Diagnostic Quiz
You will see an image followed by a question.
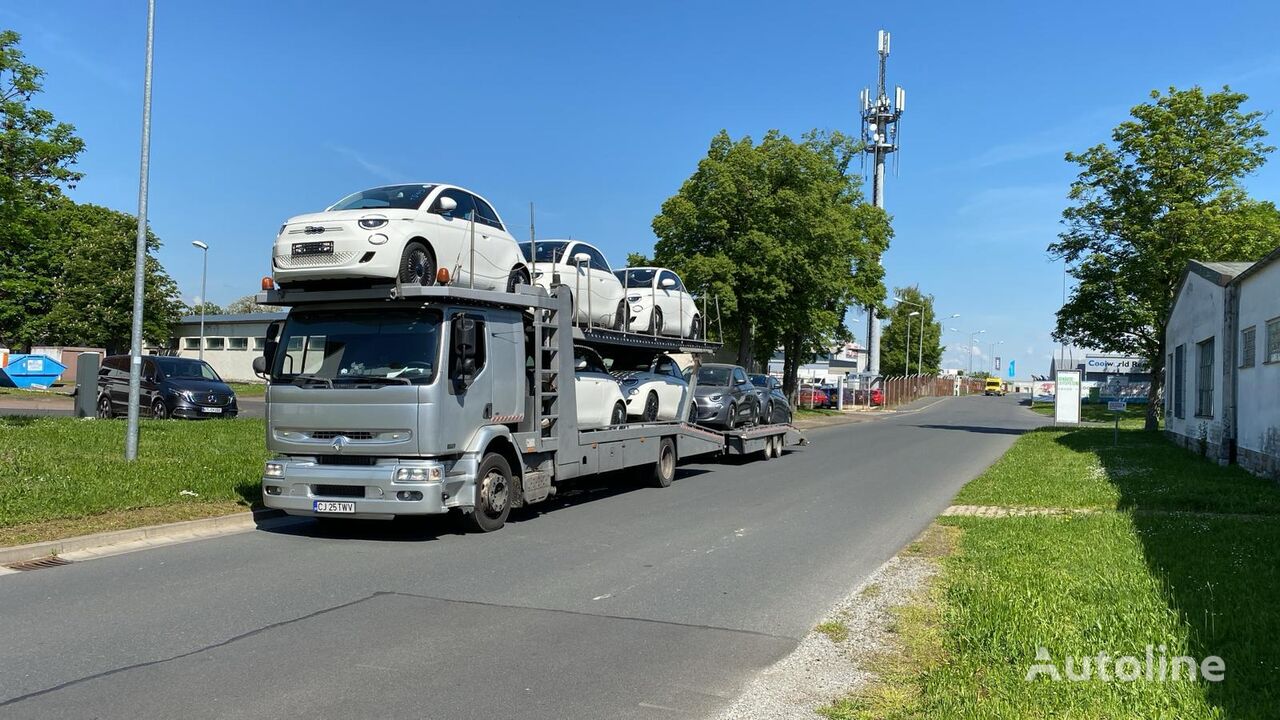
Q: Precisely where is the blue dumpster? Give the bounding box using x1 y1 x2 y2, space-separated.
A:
0 353 67 389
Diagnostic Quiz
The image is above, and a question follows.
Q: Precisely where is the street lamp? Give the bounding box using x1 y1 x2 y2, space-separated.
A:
905 311 920 374
967 330 986 376
192 240 209 362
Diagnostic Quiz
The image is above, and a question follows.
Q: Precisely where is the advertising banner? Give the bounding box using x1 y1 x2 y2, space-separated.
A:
1033 381 1055 403
1055 370 1082 425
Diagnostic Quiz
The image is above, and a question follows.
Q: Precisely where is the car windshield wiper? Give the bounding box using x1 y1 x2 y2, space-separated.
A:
336 375 413 386
292 374 334 388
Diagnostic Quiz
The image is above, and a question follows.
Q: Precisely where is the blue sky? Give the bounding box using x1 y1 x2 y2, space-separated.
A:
7 1 1280 377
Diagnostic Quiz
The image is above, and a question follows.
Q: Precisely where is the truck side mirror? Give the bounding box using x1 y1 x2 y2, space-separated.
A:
259 321 281 378
451 315 478 389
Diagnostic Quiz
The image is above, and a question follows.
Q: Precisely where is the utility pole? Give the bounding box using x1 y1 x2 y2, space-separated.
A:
860 29 905 377
125 0 156 461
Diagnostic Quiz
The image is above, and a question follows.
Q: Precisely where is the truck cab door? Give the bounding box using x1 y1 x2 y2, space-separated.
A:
439 312 492 454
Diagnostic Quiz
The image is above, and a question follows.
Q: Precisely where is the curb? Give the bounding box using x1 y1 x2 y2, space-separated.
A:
0 508 302 566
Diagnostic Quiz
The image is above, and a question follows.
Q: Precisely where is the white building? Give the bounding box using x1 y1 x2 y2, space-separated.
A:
1165 251 1280 477
172 312 285 382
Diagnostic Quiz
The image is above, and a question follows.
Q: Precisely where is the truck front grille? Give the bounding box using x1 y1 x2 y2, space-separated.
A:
310 431 376 440
312 484 364 497
316 455 376 466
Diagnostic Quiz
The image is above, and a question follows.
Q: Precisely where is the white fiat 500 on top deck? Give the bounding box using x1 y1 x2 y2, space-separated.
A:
614 267 703 338
523 240 628 329
272 184 530 291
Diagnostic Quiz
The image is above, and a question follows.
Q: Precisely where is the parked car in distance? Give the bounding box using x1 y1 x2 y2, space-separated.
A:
573 345 627 429
525 240 628 329
853 387 884 406
613 267 704 339
693 363 760 428
748 373 792 424
613 353 689 421
272 183 529 292
97 355 238 420
797 385 828 408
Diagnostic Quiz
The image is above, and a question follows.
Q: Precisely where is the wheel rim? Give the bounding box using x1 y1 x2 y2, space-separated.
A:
97 397 111 419
653 308 663 333
728 405 736 428
659 444 674 479
152 400 167 419
480 469 509 517
613 403 625 425
616 301 627 330
644 393 658 421
765 402 773 424
691 317 702 339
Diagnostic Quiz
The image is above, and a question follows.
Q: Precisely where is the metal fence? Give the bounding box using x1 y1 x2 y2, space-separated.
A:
879 374 985 409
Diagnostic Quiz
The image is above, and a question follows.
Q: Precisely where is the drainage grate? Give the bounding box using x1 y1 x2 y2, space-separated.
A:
5 556 73 572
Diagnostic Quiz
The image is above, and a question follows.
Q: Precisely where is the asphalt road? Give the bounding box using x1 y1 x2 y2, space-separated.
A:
0 395 1043 720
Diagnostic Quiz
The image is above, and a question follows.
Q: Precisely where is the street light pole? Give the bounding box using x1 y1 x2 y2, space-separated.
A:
904 313 912 375
124 0 156 462
192 241 208 362
967 330 986 377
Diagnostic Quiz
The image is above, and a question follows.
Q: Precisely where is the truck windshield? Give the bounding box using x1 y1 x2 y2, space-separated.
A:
272 309 442 385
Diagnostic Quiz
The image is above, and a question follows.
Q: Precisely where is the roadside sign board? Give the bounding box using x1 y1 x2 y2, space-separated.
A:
1054 370 1082 425
1107 400 1127 412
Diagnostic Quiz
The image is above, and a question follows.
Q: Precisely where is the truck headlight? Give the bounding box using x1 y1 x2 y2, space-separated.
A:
395 466 443 482
264 462 284 478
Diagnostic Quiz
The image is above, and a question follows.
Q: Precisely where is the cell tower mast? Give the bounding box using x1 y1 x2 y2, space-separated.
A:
859 29 904 376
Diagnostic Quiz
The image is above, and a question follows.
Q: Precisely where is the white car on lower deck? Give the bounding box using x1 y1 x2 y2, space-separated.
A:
612 353 689 421
272 183 529 292
573 345 627 429
523 240 628 329
614 267 703 338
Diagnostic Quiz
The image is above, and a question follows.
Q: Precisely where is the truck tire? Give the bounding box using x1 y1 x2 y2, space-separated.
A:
649 437 676 488
467 453 513 533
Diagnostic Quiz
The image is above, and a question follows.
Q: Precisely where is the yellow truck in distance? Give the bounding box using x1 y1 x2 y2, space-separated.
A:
984 377 1005 396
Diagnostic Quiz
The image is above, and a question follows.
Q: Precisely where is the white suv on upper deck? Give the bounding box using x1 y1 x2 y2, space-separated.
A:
272 183 529 291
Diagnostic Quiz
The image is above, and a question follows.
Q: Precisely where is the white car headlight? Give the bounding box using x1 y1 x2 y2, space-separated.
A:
631 304 643 313
359 217 388 230
628 387 639 396
627 295 641 302
368 233 388 245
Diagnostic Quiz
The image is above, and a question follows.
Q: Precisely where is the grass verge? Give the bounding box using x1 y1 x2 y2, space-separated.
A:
824 422 1280 718
226 382 267 396
0 416 266 546
795 407 843 417
1029 400 1149 423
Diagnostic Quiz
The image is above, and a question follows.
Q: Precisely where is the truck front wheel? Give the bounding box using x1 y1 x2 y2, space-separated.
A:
467 453 513 532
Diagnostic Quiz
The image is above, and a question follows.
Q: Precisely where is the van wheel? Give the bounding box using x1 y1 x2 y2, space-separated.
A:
97 395 114 419
649 437 676 488
467 453 512 532
399 241 436 286
610 402 627 426
151 398 169 419
642 392 659 422
507 266 530 293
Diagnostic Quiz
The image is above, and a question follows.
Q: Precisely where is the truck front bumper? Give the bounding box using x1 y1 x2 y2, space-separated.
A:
261 458 450 520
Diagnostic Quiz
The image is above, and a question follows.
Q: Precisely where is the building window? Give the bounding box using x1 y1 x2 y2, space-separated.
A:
1268 317 1280 364
1195 337 1214 418
205 337 225 351
253 337 265 351
1173 344 1185 420
183 337 200 351
1241 326 1256 368
1165 352 1174 415
228 337 248 351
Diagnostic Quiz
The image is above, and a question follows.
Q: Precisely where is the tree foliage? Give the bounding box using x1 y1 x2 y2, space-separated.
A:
1050 86 1280 429
652 129 890 393
225 295 281 314
880 285 945 376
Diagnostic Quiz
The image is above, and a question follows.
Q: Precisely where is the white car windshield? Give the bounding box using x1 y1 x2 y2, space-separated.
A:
522 241 570 264
329 184 435 211
616 269 657 288
698 367 732 386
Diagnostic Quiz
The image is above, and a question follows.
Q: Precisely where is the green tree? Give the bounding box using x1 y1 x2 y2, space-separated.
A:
624 252 651 267
225 295 280 314
1050 86 1280 430
880 285 945 376
0 30 85 348
27 202 184 352
652 129 890 393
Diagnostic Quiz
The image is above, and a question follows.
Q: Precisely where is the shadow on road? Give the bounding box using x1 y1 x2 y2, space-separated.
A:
909 423 1029 436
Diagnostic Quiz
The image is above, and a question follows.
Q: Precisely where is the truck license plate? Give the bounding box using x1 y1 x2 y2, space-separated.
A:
292 241 334 256
313 501 355 514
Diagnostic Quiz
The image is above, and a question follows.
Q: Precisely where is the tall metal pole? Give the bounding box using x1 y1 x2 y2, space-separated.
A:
193 241 208 362
860 30 904 378
124 0 156 461
528 202 536 286
904 316 911 376
917 313 924 377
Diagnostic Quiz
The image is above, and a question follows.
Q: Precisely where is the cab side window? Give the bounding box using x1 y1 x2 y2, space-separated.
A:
472 196 504 231
434 188 476 221
449 316 487 379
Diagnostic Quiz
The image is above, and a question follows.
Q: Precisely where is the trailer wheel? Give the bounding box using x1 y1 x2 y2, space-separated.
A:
757 435 772 461
649 437 676 488
467 453 513 532
770 435 784 458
